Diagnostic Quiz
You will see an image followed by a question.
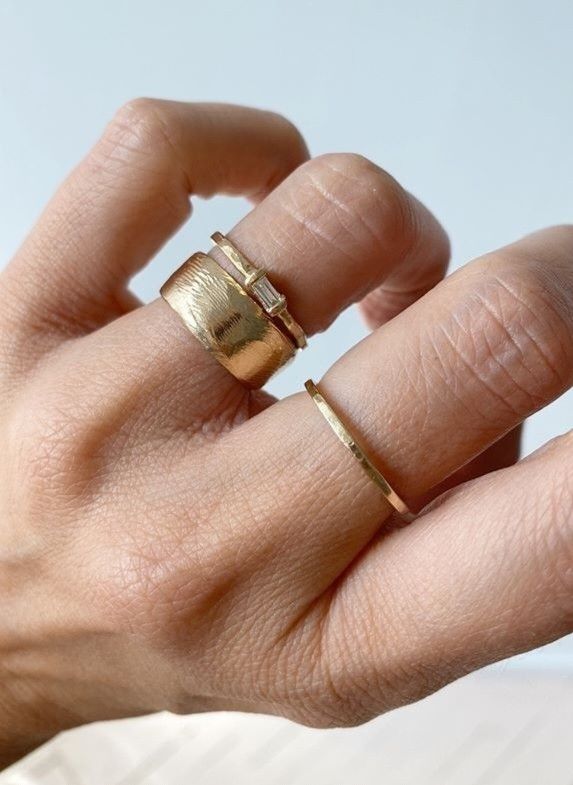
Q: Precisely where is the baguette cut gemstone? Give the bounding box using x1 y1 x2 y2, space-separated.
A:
251 275 285 313
210 232 306 347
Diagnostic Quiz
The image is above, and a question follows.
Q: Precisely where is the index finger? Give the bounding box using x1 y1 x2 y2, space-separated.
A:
2 100 308 338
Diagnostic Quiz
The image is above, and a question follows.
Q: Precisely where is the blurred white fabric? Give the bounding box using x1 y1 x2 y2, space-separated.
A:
4 669 573 785
1 0 572 779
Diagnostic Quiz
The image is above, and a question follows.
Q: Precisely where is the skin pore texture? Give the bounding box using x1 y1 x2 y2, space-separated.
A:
0 99 572 767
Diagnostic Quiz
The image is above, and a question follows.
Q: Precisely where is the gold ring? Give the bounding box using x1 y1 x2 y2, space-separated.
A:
305 379 412 518
161 252 295 388
211 232 307 349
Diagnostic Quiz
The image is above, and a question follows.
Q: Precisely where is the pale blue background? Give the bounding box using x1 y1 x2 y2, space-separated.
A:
0 0 572 667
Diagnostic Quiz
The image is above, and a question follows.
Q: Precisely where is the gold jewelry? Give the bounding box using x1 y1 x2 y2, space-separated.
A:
305 379 412 518
161 253 295 388
211 232 307 349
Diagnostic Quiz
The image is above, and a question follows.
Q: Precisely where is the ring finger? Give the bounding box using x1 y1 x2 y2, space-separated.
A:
209 225 573 619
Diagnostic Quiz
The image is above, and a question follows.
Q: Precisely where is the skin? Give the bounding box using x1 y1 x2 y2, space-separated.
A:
0 99 572 767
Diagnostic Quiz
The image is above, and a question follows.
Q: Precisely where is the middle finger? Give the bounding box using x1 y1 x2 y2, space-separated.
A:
77 153 449 435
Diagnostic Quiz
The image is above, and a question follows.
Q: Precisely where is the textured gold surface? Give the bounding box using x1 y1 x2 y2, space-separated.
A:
161 253 295 388
211 232 307 349
305 379 412 518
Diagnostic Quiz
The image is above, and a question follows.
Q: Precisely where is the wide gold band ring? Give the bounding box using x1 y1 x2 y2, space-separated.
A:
305 379 412 519
211 232 307 349
161 252 295 388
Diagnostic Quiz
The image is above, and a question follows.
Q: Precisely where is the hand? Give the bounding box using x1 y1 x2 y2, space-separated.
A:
1 99 572 767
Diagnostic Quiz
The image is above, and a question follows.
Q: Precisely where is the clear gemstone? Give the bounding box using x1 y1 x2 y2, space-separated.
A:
252 276 283 312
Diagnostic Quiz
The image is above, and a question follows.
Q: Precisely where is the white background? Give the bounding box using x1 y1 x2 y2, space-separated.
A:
0 0 572 674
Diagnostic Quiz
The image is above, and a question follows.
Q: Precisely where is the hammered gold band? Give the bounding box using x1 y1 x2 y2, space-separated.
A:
211 232 307 349
305 379 412 518
161 253 295 388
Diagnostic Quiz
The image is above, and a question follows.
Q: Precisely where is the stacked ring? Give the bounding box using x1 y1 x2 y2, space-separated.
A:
211 232 307 349
161 232 306 388
161 240 411 520
161 252 295 388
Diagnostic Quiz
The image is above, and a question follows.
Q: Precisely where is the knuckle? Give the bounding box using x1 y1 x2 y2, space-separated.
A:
302 701 374 730
279 615 385 729
108 97 171 149
88 96 189 225
263 109 308 158
6 398 93 518
104 505 241 646
94 98 181 182
288 669 376 729
290 649 432 729
301 153 418 255
495 256 573 372
3 363 141 526
447 254 573 417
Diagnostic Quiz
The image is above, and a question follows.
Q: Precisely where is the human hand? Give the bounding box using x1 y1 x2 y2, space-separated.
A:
1 100 571 766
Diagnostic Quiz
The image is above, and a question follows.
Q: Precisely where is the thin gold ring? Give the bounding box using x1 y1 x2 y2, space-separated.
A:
305 379 412 518
161 252 295 388
211 231 307 349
